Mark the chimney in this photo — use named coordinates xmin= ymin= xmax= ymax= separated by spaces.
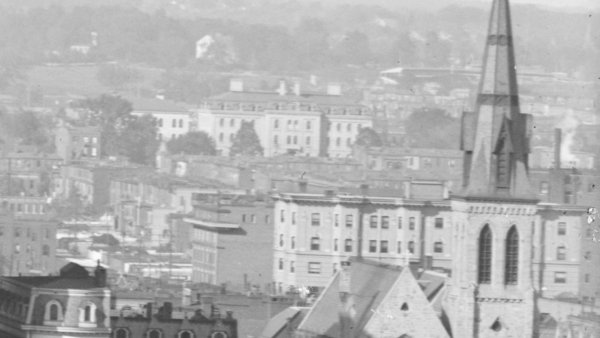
xmin=161 ymin=302 xmax=173 ymax=319
xmin=277 ymin=80 xmax=287 ymax=96
xmin=554 ymin=128 xmax=562 ymax=169
xmin=360 ymin=184 xmax=369 ymax=196
xmin=146 ymin=303 xmax=153 ymax=320
xmin=94 ymin=260 xmax=107 ymax=287
xmin=229 ymin=78 xmax=244 ymax=92
xmin=293 ymin=82 xmax=301 ymax=96
xmin=327 ymin=83 xmax=342 ymax=96
xmin=298 ymin=179 xmax=308 ymax=193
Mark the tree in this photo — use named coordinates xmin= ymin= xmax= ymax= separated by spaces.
xmin=79 ymin=94 xmax=134 ymax=157
xmin=91 ymin=234 xmax=120 ymax=247
xmin=405 ymin=108 xmax=460 ymax=149
xmin=166 ymin=131 xmax=216 ymax=155
xmin=355 ymin=127 xmax=383 ymax=148
xmin=117 ymin=114 xmax=159 ymax=165
xmin=230 ymin=121 xmax=263 ymax=156
xmin=332 ymin=31 xmax=371 ymax=66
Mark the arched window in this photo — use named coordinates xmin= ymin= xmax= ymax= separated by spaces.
xmin=50 ymin=303 xmax=59 ymax=320
xmin=78 ymin=302 xmax=97 ymax=327
xmin=505 ymin=226 xmax=519 ymax=285
xmin=147 ymin=329 xmax=162 ymax=338
xmin=44 ymin=300 xmax=63 ymax=323
xmin=178 ymin=331 xmax=194 ymax=338
xmin=478 ymin=225 xmax=492 ymax=284
xmin=211 ymin=332 xmax=228 ymax=338
xmin=114 ymin=328 xmax=130 ymax=338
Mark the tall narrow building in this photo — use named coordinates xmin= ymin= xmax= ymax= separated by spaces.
xmin=444 ymin=0 xmax=538 ymax=337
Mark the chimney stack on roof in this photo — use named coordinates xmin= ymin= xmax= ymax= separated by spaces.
xmin=327 ymin=83 xmax=342 ymax=96
xmin=94 ymin=260 xmax=107 ymax=287
xmin=293 ymin=82 xmax=301 ymax=96
xmin=554 ymin=128 xmax=562 ymax=169
xmin=229 ymin=78 xmax=244 ymax=92
xmin=277 ymin=79 xmax=287 ymax=96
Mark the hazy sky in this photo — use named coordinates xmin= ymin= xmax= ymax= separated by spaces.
xmin=488 ymin=0 xmax=598 ymax=9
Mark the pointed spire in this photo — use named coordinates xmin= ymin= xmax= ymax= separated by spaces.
xmin=459 ymin=0 xmax=535 ymax=199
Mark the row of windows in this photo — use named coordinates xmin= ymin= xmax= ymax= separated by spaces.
xmin=81 ymin=136 xmax=98 ymax=144
xmin=2 ymin=227 xmax=52 ymax=239
xmin=273 ymin=119 xmax=312 ymax=130
xmin=114 ymin=328 xmax=228 ymax=338
xmin=45 ymin=300 xmax=97 ymax=325
xmin=157 ymin=118 xmax=186 ymax=128
xmin=274 ymin=135 xmax=311 ymax=146
xmin=285 ymin=211 xmax=426 ymax=231
xmin=14 ymin=243 xmax=51 ymax=255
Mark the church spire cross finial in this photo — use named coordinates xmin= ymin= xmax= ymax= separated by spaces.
xmin=459 ymin=0 xmax=535 ymax=200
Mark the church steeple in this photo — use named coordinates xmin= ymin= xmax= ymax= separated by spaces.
xmin=460 ymin=0 xmax=534 ymax=199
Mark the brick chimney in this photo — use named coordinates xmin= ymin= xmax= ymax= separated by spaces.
xmin=146 ymin=303 xmax=153 ymax=320
xmin=94 ymin=260 xmax=107 ymax=287
xmin=554 ymin=128 xmax=562 ymax=169
xmin=298 ymin=179 xmax=308 ymax=193
xmin=229 ymin=78 xmax=244 ymax=92
xmin=161 ymin=302 xmax=173 ymax=319
xmin=277 ymin=80 xmax=287 ymax=96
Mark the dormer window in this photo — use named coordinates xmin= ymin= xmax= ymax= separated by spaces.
xmin=44 ymin=300 xmax=64 ymax=324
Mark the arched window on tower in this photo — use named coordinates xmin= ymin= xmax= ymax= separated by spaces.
xmin=478 ymin=225 xmax=492 ymax=284
xmin=505 ymin=226 xmax=519 ymax=285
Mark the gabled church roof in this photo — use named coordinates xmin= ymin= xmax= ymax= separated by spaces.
xmin=294 ymin=259 xmax=449 ymax=338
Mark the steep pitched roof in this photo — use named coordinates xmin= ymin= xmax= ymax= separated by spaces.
xmin=296 ymin=259 xmax=402 ymax=337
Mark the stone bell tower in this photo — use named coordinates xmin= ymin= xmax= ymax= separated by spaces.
xmin=443 ymin=0 xmax=538 ymax=337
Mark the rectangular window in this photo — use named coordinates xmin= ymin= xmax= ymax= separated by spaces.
xmin=435 ymin=218 xmax=444 ymax=229
xmin=585 ymin=274 xmax=590 ymax=283
xmin=540 ymin=181 xmax=549 ymax=194
xmin=397 ymin=241 xmax=402 ymax=254
xmin=308 ymin=262 xmax=321 ymax=274
xmin=311 ymin=213 xmax=321 ymax=226
xmin=380 ymin=240 xmax=389 ymax=253
xmin=280 ymin=210 xmax=285 ymax=222
xmin=345 ymin=214 xmax=353 ymax=227
xmin=334 ymin=239 xmax=338 ymax=251
xmin=409 ymin=217 xmax=416 ymax=230
xmin=369 ymin=240 xmax=377 ymax=253
xmin=310 ymin=237 xmax=320 ymax=251
xmin=557 ymin=222 xmax=566 ymax=235
xmin=292 ymin=212 xmax=296 ymax=225
xmin=408 ymin=241 xmax=415 ymax=254
xmin=334 ymin=214 xmax=339 ymax=227
xmin=554 ymin=272 xmax=567 ymax=284
xmin=242 ymin=214 xmax=246 ymax=222
xmin=397 ymin=217 xmax=402 ymax=229
xmin=556 ymin=246 xmax=566 ymax=260
xmin=344 ymin=239 xmax=353 ymax=252
xmin=290 ymin=261 xmax=295 ymax=273
xmin=434 ymin=241 xmax=444 ymax=253
xmin=265 ymin=215 xmax=270 ymax=223
xmin=381 ymin=216 xmax=389 ymax=229
xmin=369 ymin=215 xmax=378 ymax=228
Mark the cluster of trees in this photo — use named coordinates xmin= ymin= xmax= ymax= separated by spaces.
xmin=76 ymin=94 xmax=159 ymax=165
xmin=0 ymin=110 xmax=55 ymax=152
xmin=404 ymin=108 xmax=460 ymax=149
xmin=1 ymin=2 xmax=596 ymax=78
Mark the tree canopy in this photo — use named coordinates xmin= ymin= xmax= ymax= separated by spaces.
xmin=355 ymin=127 xmax=383 ymax=148
xmin=230 ymin=121 xmax=263 ymax=156
xmin=78 ymin=94 xmax=158 ymax=165
xmin=166 ymin=131 xmax=216 ymax=155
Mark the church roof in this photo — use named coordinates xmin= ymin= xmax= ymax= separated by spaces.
xmin=296 ymin=259 xmax=402 ymax=336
